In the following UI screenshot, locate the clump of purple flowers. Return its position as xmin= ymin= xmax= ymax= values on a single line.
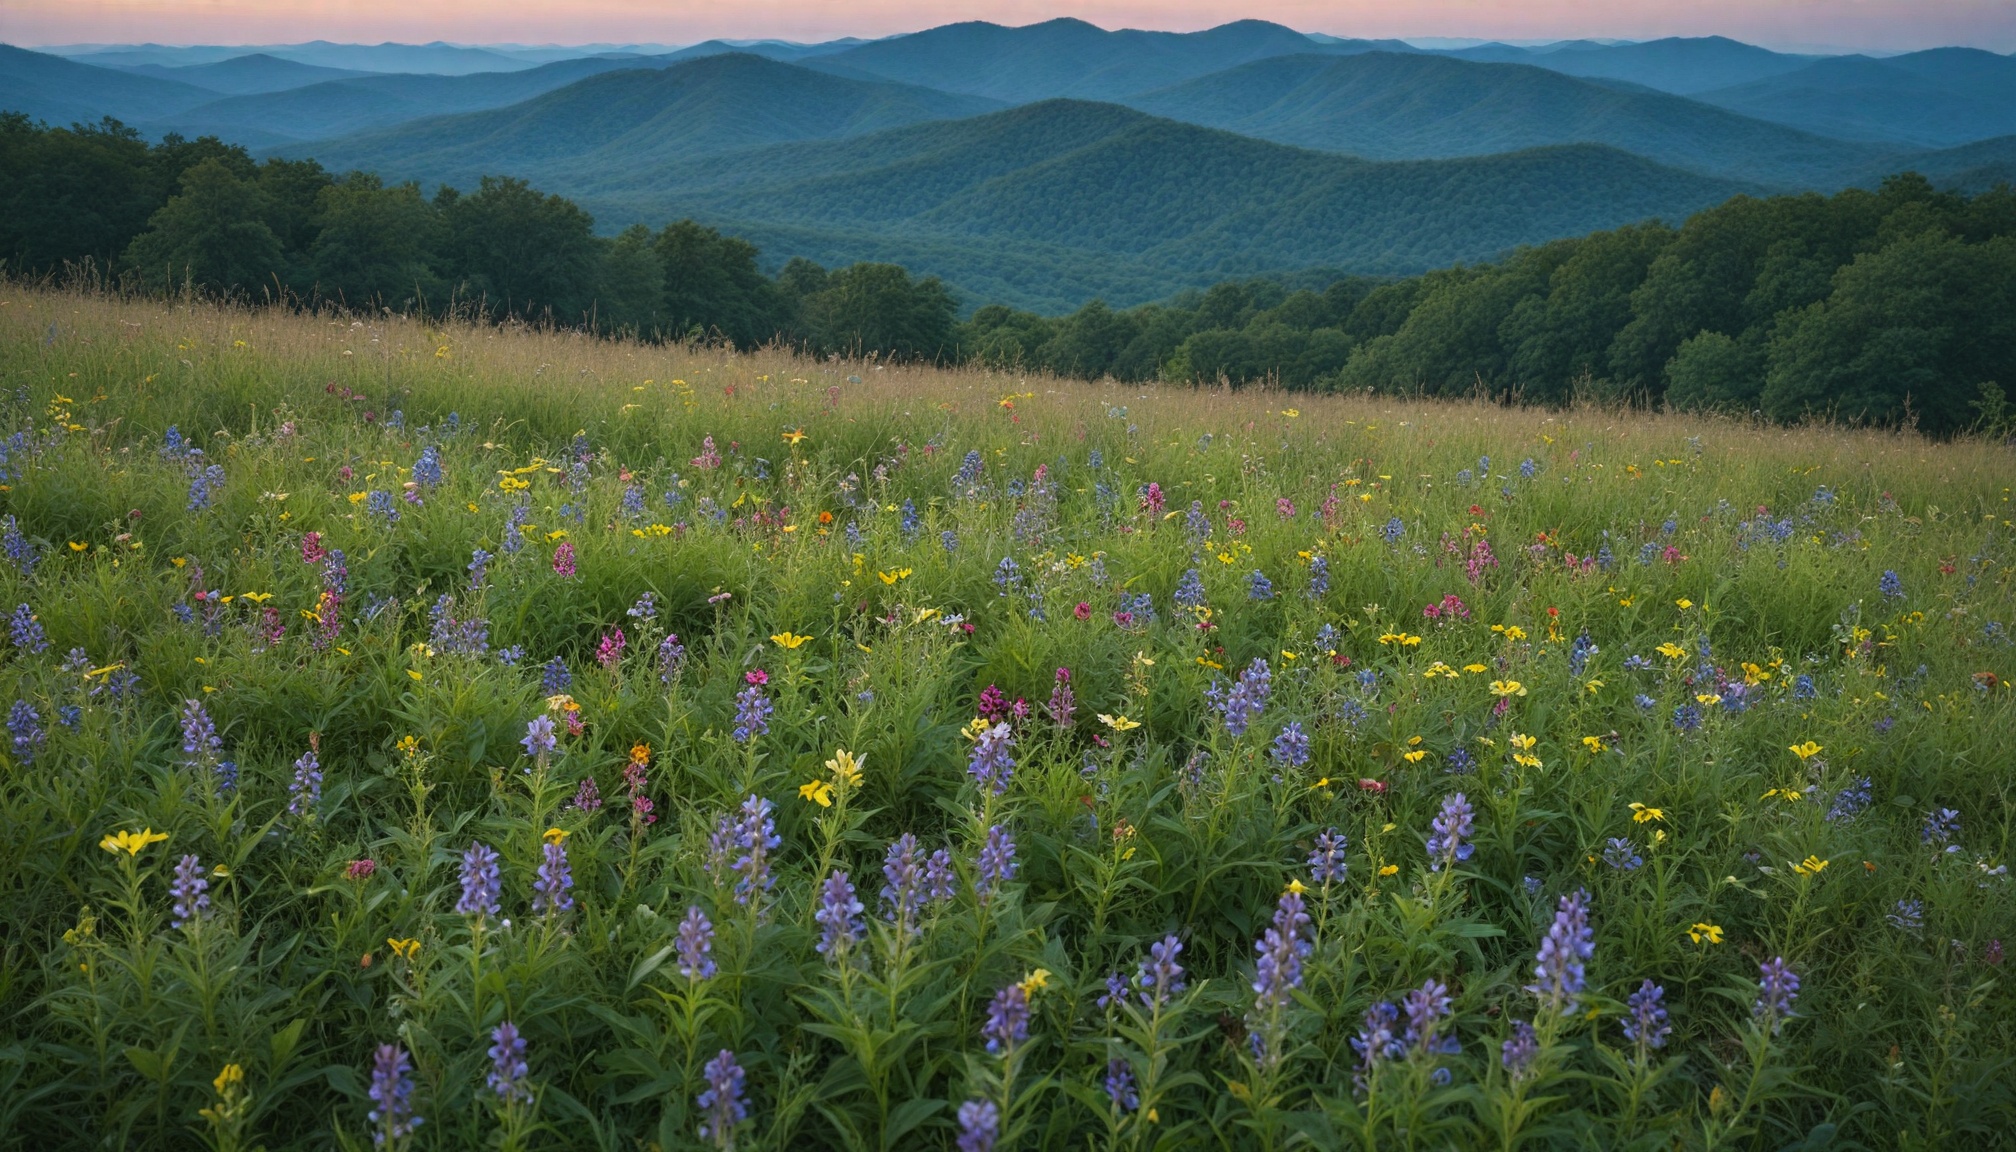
xmin=1527 ymin=889 xmax=1593 ymax=1015
xmin=1350 ymin=1001 xmax=1404 ymax=1091
xmin=8 ymin=700 xmax=44 ymax=764
xmin=696 ymin=1049 xmax=747 ymax=1149
xmin=455 ymin=841 xmax=502 ymax=918
xmin=1622 ymin=979 xmax=1670 ymax=1055
xmin=732 ymin=682 xmax=772 ymax=743
xmin=815 ymin=870 xmax=865 ymax=959
xmin=1309 ymin=828 xmax=1348 ymax=885
xmin=881 ymin=834 xmax=925 ymax=937
xmin=287 ymin=744 xmax=321 ymax=818
xmin=1135 ymin=933 xmax=1187 ymax=1009
xmin=982 ymin=982 xmax=1030 ymax=1054
xmin=968 ymin=722 xmax=1016 ymax=795
xmin=487 ymin=1021 xmax=530 ymax=1103
xmin=1105 ymin=1057 xmax=1138 ymax=1111
xmin=170 ymin=853 xmax=210 ymax=929
xmin=367 ymin=1043 xmax=420 ymax=1147
xmin=957 ymin=1098 xmax=999 ymax=1152
xmin=1270 ymin=721 xmax=1310 ymax=768
xmin=1501 ymin=1019 xmax=1538 ymax=1081
xmin=1209 ymin=658 xmax=1272 ymax=737
xmin=1754 ymin=957 xmax=1799 ymax=1033
xmin=975 ymin=824 xmax=1018 ymax=905
xmin=9 ymin=603 xmax=47 ymax=653
xmin=1426 ymin=792 xmax=1475 ymax=871
xmin=677 ymin=906 xmax=716 ymax=980
xmin=731 ymin=795 xmax=780 ymax=910
xmin=533 ymin=839 xmax=573 ymax=916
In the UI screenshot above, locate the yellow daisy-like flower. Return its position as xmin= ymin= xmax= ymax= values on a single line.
xmin=543 ymin=827 xmax=568 ymax=844
xmin=1788 ymin=741 xmax=1822 ymax=760
xmin=1675 ymin=598 xmax=1694 ymax=610
xmin=877 ymin=568 xmax=912 ymax=585
xmin=99 ymin=828 xmax=169 ymax=856
xmin=1656 ymin=642 xmax=1686 ymax=659
xmin=1688 ymin=922 xmax=1725 ymax=945
xmin=1402 ymin=750 xmax=1428 ymax=763
xmin=781 ymin=428 xmax=808 ymax=445
xmin=1019 ymin=968 xmax=1052 ymax=995
xmin=1792 ymin=855 xmax=1829 ymax=876
xmin=1489 ymin=679 xmax=1526 ymax=697
xmin=1582 ymin=736 xmax=1608 ymax=753
xmin=1695 ymin=693 xmax=1722 ymax=706
xmin=1098 ymin=714 xmax=1141 ymax=731
xmin=1509 ymin=732 xmax=1537 ymax=751
xmin=798 ymin=779 xmax=834 ymax=807
xmin=68 ymin=541 xmax=87 ymax=552
xmin=770 ymin=631 xmax=813 ymax=649
xmin=1463 ymin=663 xmax=1489 ymax=674
xmin=1377 ymin=864 xmax=1399 ymax=877
xmin=1629 ymin=802 xmax=1664 ymax=823
xmin=1285 ymin=878 xmax=1308 ymax=895
xmin=386 ymin=937 xmax=422 ymax=960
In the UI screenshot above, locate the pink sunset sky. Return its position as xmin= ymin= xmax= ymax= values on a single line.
xmin=5 ymin=0 xmax=2013 ymax=53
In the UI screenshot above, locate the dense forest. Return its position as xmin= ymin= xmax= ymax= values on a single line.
xmin=4 ymin=113 xmax=2014 ymax=434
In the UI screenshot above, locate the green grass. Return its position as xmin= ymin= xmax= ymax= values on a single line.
xmin=1 ymin=286 xmax=2013 ymax=1151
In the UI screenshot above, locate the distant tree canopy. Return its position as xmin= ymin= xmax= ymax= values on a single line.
xmin=3 ymin=114 xmax=2012 ymax=432
xmin=967 ymin=175 xmax=2016 ymax=435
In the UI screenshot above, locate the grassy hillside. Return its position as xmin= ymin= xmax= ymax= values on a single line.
xmin=1696 ymin=48 xmax=2016 ymax=148
xmin=1125 ymin=52 xmax=1896 ymax=187
xmin=807 ymin=17 xmax=1408 ymax=102
xmin=150 ymin=54 xmax=659 ymax=145
xmin=299 ymin=54 xmax=1003 ymax=189
xmin=0 ymin=44 xmax=219 ymax=126
xmin=0 ymin=286 xmax=2011 ymax=1149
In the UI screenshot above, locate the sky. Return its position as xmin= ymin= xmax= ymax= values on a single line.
xmin=5 ymin=0 xmax=2014 ymax=54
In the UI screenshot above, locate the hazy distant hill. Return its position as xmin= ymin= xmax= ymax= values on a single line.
xmin=1695 ymin=48 xmax=2016 ymax=147
xmin=1439 ymin=36 xmax=1813 ymax=94
xmin=554 ymin=100 xmax=1756 ymax=310
xmin=63 ymin=40 xmax=541 ymax=75
xmin=300 ymin=54 xmax=1002 ymax=187
xmin=661 ymin=39 xmax=867 ymax=63
xmin=0 ymin=44 xmax=222 ymax=126
xmin=1855 ymin=134 xmax=2016 ymax=191
xmin=807 ymin=17 xmax=1411 ymax=102
xmin=111 ymin=53 xmax=369 ymax=95
xmin=1125 ymin=52 xmax=1896 ymax=187
xmin=148 ymin=55 xmax=659 ymax=144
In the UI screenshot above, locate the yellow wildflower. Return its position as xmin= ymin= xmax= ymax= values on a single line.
xmin=770 ymin=631 xmax=813 ymax=649
xmin=1490 ymin=679 xmax=1526 ymax=697
xmin=1629 ymin=802 xmax=1664 ymax=823
xmin=1792 ymin=855 xmax=1829 ymax=876
xmin=1688 ymin=922 xmax=1724 ymax=945
xmin=1098 ymin=714 xmax=1141 ymax=731
xmin=100 ymin=828 xmax=169 ymax=856
xmin=798 ymin=779 xmax=834 ymax=807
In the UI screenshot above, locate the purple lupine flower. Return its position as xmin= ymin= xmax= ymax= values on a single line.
xmin=975 ymin=824 xmax=1017 ymax=905
xmin=880 ymin=834 xmax=924 ymax=936
xmin=1527 ymin=889 xmax=1593 ymax=1014
xmin=8 ymin=700 xmax=44 ymax=764
xmin=982 ymin=983 xmax=1030 ymax=1054
xmin=522 ymin=714 xmax=557 ymax=759
xmin=287 ymin=745 xmax=321 ymax=818
xmin=657 ymin=633 xmax=688 ymax=683
xmin=367 ymin=1043 xmax=420 ymax=1147
xmin=180 ymin=698 xmax=221 ymax=766
xmin=1044 ymin=667 xmax=1076 ymax=728
xmin=1135 ymin=934 xmax=1187 ymax=1010
xmin=1309 ymin=828 xmax=1348 ymax=885
xmin=1252 ymin=889 xmax=1310 ymax=1012
xmin=1923 ymin=808 xmax=1961 ymax=852
xmin=1753 ymin=957 xmax=1799 ymax=1034
xmin=1105 ymin=1057 xmax=1138 ymax=1111
xmin=815 ymin=870 xmax=865 ymax=959
xmin=456 ymin=841 xmax=502 ymax=918
xmin=1213 ymin=658 xmax=1273 ymax=737
xmin=540 ymin=657 xmax=571 ymax=694
xmin=169 ymin=853 xmax=210 ymax=929
xmin=1426 ymin=792 xmax=1475 ymax=871
xmin=532 ymin=840 xmax=573 ymax=915
xmin=1501 ymin=1019 xmax=1538 ymax=1081
xmin=924 ymin=848 xmax=956 ymax=904
xmin=1247 ymin=570 xmax=1273 ymax=600
xmin=1603 ymin=838 xmax=1643 ymax=871
xmin=487 ymin=1021 xmax=530 ymax=1103
xmin=1402 ymin=978 xmax=1458 ymax=1059
xmin=467 ymin=548 xmax=492 ymax=589
xmin=957 ymin=1098 xmax=999 ymax=1152
xmin=677 ymin=906 xmax=716 ymax=980
xmin=731 ymin=683 xmax=771 ymax=743
xmin=1350 ymin=1001 xmax=1404 ymax=1091
xmin=8 ymin=603 xmax=47 ymax=653
xmin=571 ymin=775 xmax=603 ymax=813
xmin=696 ymin=1049 xmax=747 ymax=1148
xmin=1098 ymin=971 xmax=1128 ymax=1009
xmin=731 ymin=795 xmax=779 ymax=907
xmin=1270 ymin=721 xmax=1310 ymax=768
xmin=1622 ymin=979 xmax=1670 ymax=1052
xmin=967 ymin=722 xmax=1016 ymax=795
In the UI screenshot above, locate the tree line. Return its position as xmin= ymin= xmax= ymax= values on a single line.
xmin=4 ymin=113 xmax=2012 ymax=435
xmin=0 ymin=114 xmax=958 ymax=359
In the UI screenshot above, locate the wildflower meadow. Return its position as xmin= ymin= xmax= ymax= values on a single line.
xmin=1 ymin=287 xmax=2013 ymax=1151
